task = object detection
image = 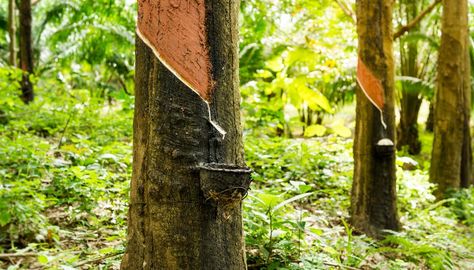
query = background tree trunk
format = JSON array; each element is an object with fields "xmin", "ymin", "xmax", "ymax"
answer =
[
  {"xmin": 425, "ymin": 102, "xmax": 434, "ymax": 132},
  {"xmin": 397, "ymin": 0, "xmax": 422, "ymax": 155},
  {"xmin": 121, "ymin": 1, "xmax": 246, "ymax": 269},
  {"xmin": 8, "ymin": 0, "xmax": 17, "ymax": 67},
  {"xmin": 430, "ymin": 0, "xmax": 472, "ymax": 197},
  {"xmin": 351, "ymin": 0, "xmax": 400, "ymax": 238},
  {"xmin": 397, "ymin": 90, "xmax": 422, "ymax": 154},
  {"xmin": 19, "ymin": 0, "xmax": 34, "ymax": 104}
]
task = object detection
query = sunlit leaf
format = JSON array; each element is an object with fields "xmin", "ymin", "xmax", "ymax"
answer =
[
  {"xmin": 288, "ymin": 77, "xmax": 333, "ymax": 113},
  {"xmin": 0, "ymin": 210, "xmax": 11, "ymax": 227},
  {"xmin": 266, "ymin": 57, "xmax": 285, "ymax": 72},
  {"xmin": 304, "ymin": 125, "xmax": 327, "ymax": 137},
  {"xmin": 331, "ymin": 124, "xmax": 351, "ymax": 138},
  {"xmin": 257, "ymin": 193, "xmax": 282, "ymax": 209},
  {"xmin": 284, "ymin": 47, "xmax": 318, "ymax": 68},
  {"xmin": 99, "ymin": 247, "xmax": 116, "ymax": 254},
  {"xmin": 38, "ymin": 254, "xmax": 49, "ymax": 265},
  {"xmin": 255, "ymin": 69, "xmax": 273, "ymax": 79},
  {"xmin": 273, "ymin": 192, "xmax": 312, "ymax": 212}
]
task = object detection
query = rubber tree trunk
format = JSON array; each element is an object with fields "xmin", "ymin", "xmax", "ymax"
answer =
[
  {"xmin": 397, "ymin": 0, "xmax": 422, "ymax": 155},
  {"xmin": 351, "ymin": 0, "xmax": 400, "ymax": 238},
  {"xmin": 121, "ymin": 1, "xmax": 247, "ymax": 269},
  {"xmin": 430, "ymin": 0, "xmax": 472, "ymax": 197},
  {"xmin": 19, "ymin": 0, "xmax": 34, "ymax": 104},
  {"xmin": 8, "ymin": 0, "xmax": 17, "ymax": 66}
]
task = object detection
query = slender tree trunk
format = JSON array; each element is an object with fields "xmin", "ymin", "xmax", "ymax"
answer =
[
  {"xmin": 351, "ymin": 0, "xmax": 400, "ymax": 238},
  {"xmin": 430, "ymin": 0, "xmax": 472, "ymax": 197},
  {"xmin": 19, "ymin": 0, "xmax": 34, "ymax": 104},
  {"xmin": 397, "ymin": 50, "xmax": 423, "ymax": 155},
  {"xmin": 397, "ymin": 90, "xmax": 422, "ymax": 154},
  {"xmin": 8, "ymin": 0, "xmax": 17, "ymax": 67},
  {"xmin": 397, "ymin": 0, "xmax": 422, "ymax": 155},
  {"xmin": 121, "ymin": 1, "xmax": 247, "ymax": 269},
  {"xmin": 426, "ymin": 101, "xmax": 434, "ymax": 132}
]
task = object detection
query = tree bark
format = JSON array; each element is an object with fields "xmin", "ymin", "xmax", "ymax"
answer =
[
  {"xmin": 19, "ymin": 0, "xmax": 34, "ymax": 104},
  {"xmin": 430, "ymin": 0, "xmax": 472, "ymax": 196},
  {"xmin": 8, "ymin": 0, "xmax": 17, "ymax": 67},
  {"xmin": 397, "ymin": 0, "xmax": 422, "ymax": 155},
  {"xmin": 425, "ymin": 101, "xmax": 434, "ymax": 132},
  {"xmin": 397, "ymin": 90, "xmax": 422, "ymax": 154},
  {"xmin": 351, "ymin": 0, "xmax": 400, "ymax": 238},
  {"xmin": 121, "ymin": 1, "xmax": 246, "ymax": 269}
]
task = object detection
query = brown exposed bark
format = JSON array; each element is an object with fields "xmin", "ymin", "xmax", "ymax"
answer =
[
  {"xmin": 19, "ymin": 0, "xmax": 34, "ymax": 104},
  {"xmin": 121, "ymin": 1, "xmax": 246, "ymax": 269},
  {"xmin": 430, "ymin": 0, "xmax": 472, "ymax": 197},
  {"xmin": 137, "ymin": 0, "xmax": 213, "ymax": 99},
  {"xmin": 8, "ymin": 0, "xmax": 17, "ymax": 66},
  {"xmin": 351, "ymin": 0, "xmax": 400, "ymax": 238}
]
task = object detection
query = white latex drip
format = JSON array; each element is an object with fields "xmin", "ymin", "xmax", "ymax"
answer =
[
  {"xmin": 206, "ymin": 101, "xmax": 227, "ymax": 139},
  {"xmin": 379, "ymin": 109, "xmax": 387, "ymax": 130}
]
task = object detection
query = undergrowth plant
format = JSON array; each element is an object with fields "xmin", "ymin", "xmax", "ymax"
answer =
[{"xmin": 0, "ymin": 72, "xmax": 131, "ymax": 269}]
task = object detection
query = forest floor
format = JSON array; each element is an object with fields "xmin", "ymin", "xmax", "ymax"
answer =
[{"xmin": 1, "ymin": 96, "xmax": 473, "ymax": 270}]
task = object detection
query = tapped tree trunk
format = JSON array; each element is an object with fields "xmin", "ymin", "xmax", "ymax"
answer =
[
  {"xmin": 430, "ymin": 0, "xmax": 472, "ymax": 197},
  {"xmin": 19, "ymin": 0, "xmax": 34, "ymax": 104},
  {"xmin": 351, "ymin": 0, "xmax": 400, "ymax": 238},
  {"xmin": 121, "ymin": 1, "xmax": 247, "ymax": 269},
  {"xmin": 8, "ymin": 0, "xmax": 17, "ymax": 66}
]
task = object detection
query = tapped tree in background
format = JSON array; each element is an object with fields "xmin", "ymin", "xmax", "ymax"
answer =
[
  {"xmin": 121, "ymin": 0, "xmax": 247, "ymax": 269},
  {"xmin": 351, "ymin": 0, "xmax": 400, "ymax": 238},
  {"xmin": 19, "ymin": 0, "xmax": 34, "ymax": 103},
  {"xmin": 430, "ymin": 0, "xmax": 472, "ymax": 197}
]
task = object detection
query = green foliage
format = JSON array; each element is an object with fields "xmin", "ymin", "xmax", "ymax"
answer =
[
  {"xmin": 394, "ymin": 0, "xmax": 441, "ymax": 102},
  {"xmin": 0, "ymin": 67, "xmax": 23, "ymax": 117},
  {"xmin": 0, "ymin": 68, "xmax": 130, "ymax": 268},
  {"xmin": 374, "ymin": 167, "xmax": 474, "ymax": 270},
  {"xmin": 1, "ymin": 81, "xmax": 473, "ymax": 268},
  {"xmin": 396, "ymin": 75, "xmax": 435, "ymax": 99},
  {"xmin": 0, "ymin": 130, "xmax": 49, "ymax": 245},
  {"xmin": 1, "ymin": 0, "xmax": 473, "ymax": 269},
  {"xmin": 245, "ymin": 137, "xmax": 351, "ymax": 192},
  {"xmin": 243, "ymin": 138, "xmax": 474, "ymax": 269},
  {"xmin": 240, "ymin": 1, "xmax": 356, "ymax": 137},
  {"xmin": 244, "ymin": 137, "xmax": 368, "ymax": 269},
  {"xmin": 378, "ymin": 232, "xmax": 454, "ymax": 270},
  {"xmin": 244, "ymin": 191, "xmax": 313, "ymax": 266},
  {"xmin": 401, "ymin": 32, "xmax": 440, "ymax": 50},
  {"xmin": 23, "ymin": 0, "xmax": 136, "ymax": 100},
  {"xmin": 447, "ymin": 188, "xmax": 474, "ymax": 226}
]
